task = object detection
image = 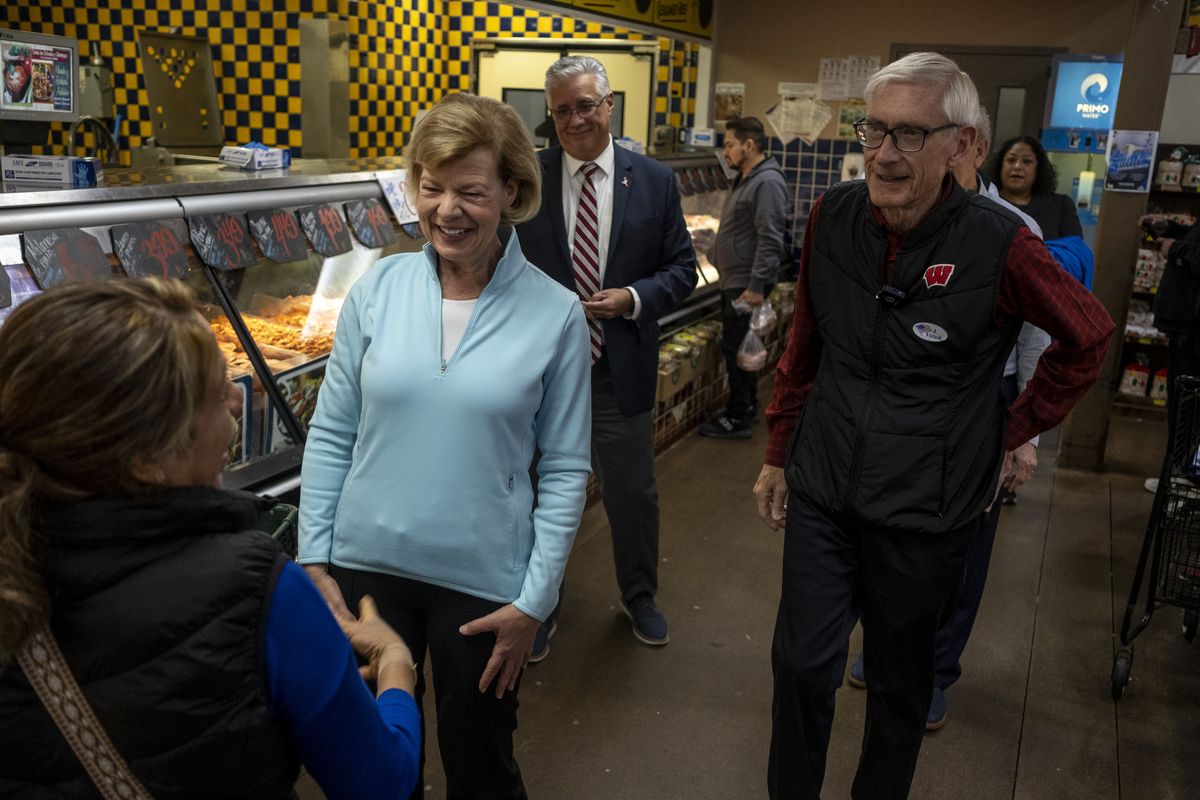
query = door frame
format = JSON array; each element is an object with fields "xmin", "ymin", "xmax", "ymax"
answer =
[{"xmin": 471, "ymin": 38, "xmax": 660, "ymax": 146}]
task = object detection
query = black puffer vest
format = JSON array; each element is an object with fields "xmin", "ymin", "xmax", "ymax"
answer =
[
  {"xmin": 0, "ymin": 487, "xmax": 301, "ymax": 799},
  {"xmin": 786, "ymin": 180, "xmax": 1023, "ymax": 533}
]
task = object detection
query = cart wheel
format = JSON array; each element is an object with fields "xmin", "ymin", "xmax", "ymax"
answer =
[
  {"xmin": 1184, "ymin": 609, "xmax": 1199, "ymax": 642},
  {"xmin": 1111, "ymin": 647, "xmax": 1133, "ymax": 701}
]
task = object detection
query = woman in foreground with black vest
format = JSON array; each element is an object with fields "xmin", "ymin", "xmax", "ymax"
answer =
[{"xmin": 0, "ymin": 278, "xmax": 419, "ymax": 799}]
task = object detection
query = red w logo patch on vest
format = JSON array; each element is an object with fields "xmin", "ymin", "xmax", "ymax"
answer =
[{"xmin": 923, "ymin": 263, "xmax": 955, "ymax": 289}]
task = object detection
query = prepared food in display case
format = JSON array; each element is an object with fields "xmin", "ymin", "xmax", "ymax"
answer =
[
  {"xmin": 686, "ymin": 215, "xmax": 721, "ymax": 288},
  {"xmin": 208, "ymin": 295, "xmax": 334, "ymax": 372},
  {"xmin": 654, "ymin": 149, "xmax": 728, "ymax": 291},
  {"xmin": 212, "ymin": 291, "xmax": 338, "ymax": 367},
  {"xmin": 241, "ymin": 294, "xmax": 336, "ymax": 357},
  {"xmin": 685, "ymin": 213, "xmax": 721, "ymax": 281}
]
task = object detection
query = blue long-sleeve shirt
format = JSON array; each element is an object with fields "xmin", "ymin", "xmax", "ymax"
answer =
[
  {"xmin": 298, "ymin": 228, "xmax": 592, "ymax": 622},
  {"xmin": 265, "ymin": 561, "xmax": 420, "ymax": 800}
]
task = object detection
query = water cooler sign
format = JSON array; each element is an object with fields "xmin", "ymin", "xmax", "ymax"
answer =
[{"xmin": 1048, "ymin": 61, "xmax": 1123, "ymax": 130}]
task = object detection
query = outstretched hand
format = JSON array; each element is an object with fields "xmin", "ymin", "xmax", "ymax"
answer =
[{"xmin": 339, "ymin": 595, "xmax": 417, "ymax": 696}]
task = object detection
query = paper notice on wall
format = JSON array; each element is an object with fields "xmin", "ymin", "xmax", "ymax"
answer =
[
  {"xmin": 846, "ymin": 56, "xmax": 880, "ymax": 98},
  {"xmin": 778, "ymin": 82, "xmax": 819, "ymax": 99},
  {"xmin": 838, "ymin": 99, "xmax": 867, "ymax": 139},
  {"xmin": 766, "ymin": 95, "xmax": 833, "ymax": 146},
  {"xmin": 818, "ymin": 58, "xmax": 849, "ymax": 101},
  {"xmin": 714, "ymin": 82, "xmax": 745, "ymax": 123}
]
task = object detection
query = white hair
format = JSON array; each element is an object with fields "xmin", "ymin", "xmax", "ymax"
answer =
[
  {"xmin": 973, "ymin": 103, "xmax": 992, "ymax": 147},
  {"xmin": 544, "ymin": 55, "xmax": 611, "ymax": 102},
  {"xmin": 864, "ymin": 52, "xmax": 979, "ymax": 127}
]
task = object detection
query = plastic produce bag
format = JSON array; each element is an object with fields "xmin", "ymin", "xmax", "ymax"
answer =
[
  {"xmin": 736, "ymin": 329, "xmax": 768, "ymax": 371},
  {"xmin": 749, "ymin": 301, "xmax": 777, "ymax": 333}
]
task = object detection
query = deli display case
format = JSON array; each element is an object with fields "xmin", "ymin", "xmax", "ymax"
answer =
[
  {"xmin": 651, "ymin": 145, "xmax": 729, "ymax": 293},
  {"xmin": 0, "ymin": 159, "xmax": 422, "ymax": 498},
  {"xmin": 644, "ymin": 145, "xmax": 798, "ymax": 450}
]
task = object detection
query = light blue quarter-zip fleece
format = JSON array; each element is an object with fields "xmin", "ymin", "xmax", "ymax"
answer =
[{"xmin": 298, "ymin": 228, "xmax": 592, "ymax": 621}]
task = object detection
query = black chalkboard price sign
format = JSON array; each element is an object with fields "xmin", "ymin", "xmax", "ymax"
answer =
[
  {"xmin": 298, "ymin": 204, "xmax": 353, "ymax": 256},
  {"xmin": 0, "ymin": 266, "xmax": 11, "ymax": 310},
  {"xmin": 21, "ymin": 228, "xmax": 112, "ymax": 289},
  {"xmin": 248, "ymin": 208, "xmax": 309, "ymax": 263},
  {"xmin": 187, "ymin": 213, "xmax": 257, "ymax": 271},
  {"xmin": 345, "ymin": 198, "xmax": 397, "ymax": 249},
  {"xmin": 111, "ymin": 221, "xmax": 189, "ymax": 279}
]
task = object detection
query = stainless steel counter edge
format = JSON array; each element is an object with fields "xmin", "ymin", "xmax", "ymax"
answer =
[
  {"xmin": 0, "ymin": 159, "xmax": 403, "ymax": 234},
  {"xmin": 0, "ymin": 197, "xmax": 189, "ymax": 235},
  {"xmin": 176, "ymin": 181, "xmax": 383, "ymax": 217}
]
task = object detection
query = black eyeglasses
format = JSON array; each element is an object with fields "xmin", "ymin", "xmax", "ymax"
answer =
[
  {"xmin": 549, "ymin": 98, "xmax": 604, "ymax": 122},
  {"xmin": 852, "ymin": 119, "xmax": 959, "ymax": 152}
]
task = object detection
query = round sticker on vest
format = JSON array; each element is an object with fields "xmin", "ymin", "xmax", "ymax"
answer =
[{"xmin": 912, "ymin": 322, "xmax": 949, "ymax": 343}]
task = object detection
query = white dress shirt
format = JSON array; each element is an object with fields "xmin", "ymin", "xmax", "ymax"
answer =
[{"xmin": 560, "ymin": 138, "xmax": 641, "ymax": 319}]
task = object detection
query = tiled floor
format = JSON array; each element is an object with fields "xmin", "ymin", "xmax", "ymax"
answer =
[{"xmin": 300, "ymin": 406, "xmax": 1200, "ymax": 799}]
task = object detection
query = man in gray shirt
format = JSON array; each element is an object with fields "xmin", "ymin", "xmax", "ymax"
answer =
[{"xmin": 700, "ymin": 116, "xmax": 790, "ymax": 439}]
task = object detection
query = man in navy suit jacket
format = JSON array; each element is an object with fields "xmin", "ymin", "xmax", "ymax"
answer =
[{"xmin": 518, "ymin": 56, "xmax": 697, "ymax": 655}]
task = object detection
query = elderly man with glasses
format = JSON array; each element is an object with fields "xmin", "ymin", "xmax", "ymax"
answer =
[{"xmin": 752, "ymin": 52, "xmax": 1114, "ymax": 799}]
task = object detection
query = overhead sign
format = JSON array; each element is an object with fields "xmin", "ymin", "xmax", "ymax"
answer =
[
  {"xmin": 531, "ymin": 0, "xmax": 711, "ymax": 39},
  {"xmin": 573, "ymin": 0, "xmax": 654, "ymax": 25},
  {"xmin": 1047, "ymin": 58, "xmax": 1123, "ymax": 131},
  {"xmin": 653, "ymin": 0, "xmax": 713, "ymax": 38}
]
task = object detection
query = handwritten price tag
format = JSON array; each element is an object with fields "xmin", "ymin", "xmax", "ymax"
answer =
[
  {"xmin": 345, "ymin": 198, "xmax": 398, "ymax": 249},
  {"xmin": 21, "ymin": 228, "xmax": 112, "ymax": 288},
  {"xmin": 111, "ymin": 221, "xmax": 189, "ymax": 278},
  {"xmin": 377, "ymin": 170, "xmax": 419, "ymax": 225},
  {"xmin": 248, "ymin": 208, "xmax": 308, "ymax": 263},
  {"xmin": 298, "ymin": 204, "xmax": 352, "ymax": 256},
  {"xmin": 187, "ymin": 213, "xmax": 257, "ymax": 271}
]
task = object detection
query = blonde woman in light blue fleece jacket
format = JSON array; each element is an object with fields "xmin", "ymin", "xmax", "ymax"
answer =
[{"xmin": 298, "ymin": 93, "xmax": 591, "ymax": 798}]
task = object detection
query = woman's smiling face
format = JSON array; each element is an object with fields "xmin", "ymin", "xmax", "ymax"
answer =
[{"xmin": 416, "ymin": 146, "xmax": 516, "ymax": 274}]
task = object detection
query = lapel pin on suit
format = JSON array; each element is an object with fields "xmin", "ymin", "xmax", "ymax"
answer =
[{"xmin": 622, "ymin": 176, "xmax": 631, "ymax": 188}]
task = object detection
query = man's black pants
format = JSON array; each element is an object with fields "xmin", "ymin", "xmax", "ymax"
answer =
[
  {"xmin": 768, "ymin": 496, "xmax": 976, "ymax": 800},
  {"xmin": 590, "ymin": 356, "xmax": 660, "ymax": 604}
]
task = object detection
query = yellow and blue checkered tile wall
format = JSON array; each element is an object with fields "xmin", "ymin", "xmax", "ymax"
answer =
[{"xmin": 3, "ymin": 0, "xmax": 699, "ymax": 163}]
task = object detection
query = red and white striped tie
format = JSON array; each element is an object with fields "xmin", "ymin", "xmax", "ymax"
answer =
[{"xmin": 572, "ymin": 162, "xmax": 604, "ymax": 364}]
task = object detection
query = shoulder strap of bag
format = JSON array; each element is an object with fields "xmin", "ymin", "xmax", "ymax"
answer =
[{"xmin": 16, "ymin": 628, "xmax": 154, "ymax": 800}]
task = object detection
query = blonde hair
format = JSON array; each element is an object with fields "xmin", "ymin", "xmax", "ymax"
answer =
[
  {"xmin": 0, "ymin": 277, "xmax": 221, "ymax": 662},
  {"xmin": 405, "ymin": 92, "xmax": 542, "ymax": 225}
]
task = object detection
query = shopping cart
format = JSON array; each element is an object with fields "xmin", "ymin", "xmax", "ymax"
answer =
[{"xmin": 1112, "ymin": 375, "xmax": 1200, "ymax": 700}]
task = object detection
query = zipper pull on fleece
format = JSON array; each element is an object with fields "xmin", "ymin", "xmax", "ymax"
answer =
[{"xmin": 440, "ymin": 359, "xmax": 447, "ymax": 374}]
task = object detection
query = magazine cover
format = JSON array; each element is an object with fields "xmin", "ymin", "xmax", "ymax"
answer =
[{"xmin": 1105, "ymin": 129, "xmax": 1158, "ymax": 193}]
